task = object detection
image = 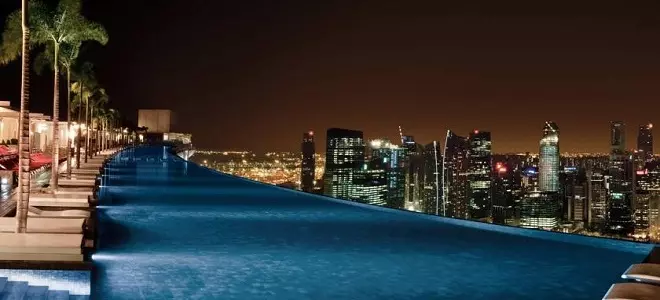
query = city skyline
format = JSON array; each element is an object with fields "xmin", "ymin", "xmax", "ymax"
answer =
[{"xmin": 2, "ymin": 1, "xmax": 660, "ymax": 153}]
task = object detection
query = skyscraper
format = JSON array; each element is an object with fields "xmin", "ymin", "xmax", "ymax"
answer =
[
  {"xmin": 468, "ymin": 130, "xmax": 492, "ymax": 220},
  {"xmin": 324, "ymin": 128, "xmax": 365, "ymax": 200},
  {"xmin": 638, "ymin": 123, "xmax": 653, "ymax": 162},
  {"xmin": 422, "ymin": 141, "xmax": 442, "ymax": 215},
  {"xmin": 520, "ymin": 191, "xmax": 560, "ymax": 229},
  {"xmin": 586, "ymin": 167, "xmax": 608, "ymax": 227},
  {"xmin": 300, "ymin": 131, "xmax": 315, "ymax": 193},
  {"xmin": 611, "ymin": 121, "xmax": 626, "ymax": 157},
  {"xmin": 400, "ymin": 135, "xmax": 426, "ymax": 211},
  {"xmin": 442, "ymin": 130, "xmax": 469, "ymax": 219},
  {"xmin": 369, "ymin": 139, "xmax": 406, "ymax": 209},
  {"xmin": 492, "ymin": 161, "xmax": 518, "ymax": 225},
  {"xmin": 539, "ymin": 122, "xmax": 560, "ymax": 192},
  {"xmin": 350, "ymin": 159, "xmax": 388, "ymax": 206},
  {"xmin": 608, "ymin": 121, "xmax": 634, "ymax": 236}
]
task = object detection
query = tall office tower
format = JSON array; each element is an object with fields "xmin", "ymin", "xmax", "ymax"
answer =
[
  {"xmin": 572, "ymin": 185, "xmax": 587, "ymax": 225},
  {"xmin": 633, "ymin": 189, "xmax": 651, "ymax": 239},
  {"xmin": 442, "ymin": 130, "xmax": 469, "ymax": 219},
  {"xmin": 467, "ymin": 130, "xmax": 492, "ymax": 220},
  {"xmin": 521, "ymin": 167, "xmax": 539, "ymax": 192},
  {"xmin": 586, "ymin": 167, "xmax": 608, "ymax": 227},
  {"xmin": 350, "ymin": 159, "xmax": 388, "ymax": 206},
  {"xmin": 638, "ymin": 123, "xmax": 653, "ymax": 163},
  {"xmin": 520, "ymin": 191, "xmax": 560, "ymax": 229},
  {"xmin": 609, "ymin": 121, "xmax": 630, "ymax": 190},
  {"xmin": 539, "ymin": 121, "xmax": 560, "ymax": 192},
  {"xmin": 402, "ymin": 137, "xmax": 425, "ymax": 211},
  {"xmin": 560, "ymin": 166, "xmax": 584, "ymax": 222},
  {"xmin": 300, "ymin": 131, "xmax": 315, "ymax": 192},
  {"xmin": 607, "ymin": 121, "xmax": 634, "ymax": 236},
  {"xmin": 369, "ymin": 139, "xmax": 406, "ymax": 209},
  {"xmin": 323, "ymin": 128, "xmax": 365, "ymax": 200},
  {"xmin": 634, "ymin": 167, "xmax": 660, "ymax": 239},
  {"xmin": 606, "ymin": 191, "xmax": 635, "ymax": 236},
  {"xmin": 421, "ymin": 142, "xmax": 442, "ymax": 215},
  {"xmin": 611, "ymin": 121, "xmax": 626, "ymax": 157},
  {"xmin": 492, "ymin": 162, "xmax": 515, "ymax": 224}
]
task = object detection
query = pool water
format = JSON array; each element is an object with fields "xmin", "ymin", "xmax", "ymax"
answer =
[{"xmin": 93, "ymin": 146, "xmax": 654, "ymax": 299}]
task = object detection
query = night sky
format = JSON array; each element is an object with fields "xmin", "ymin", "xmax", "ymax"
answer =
[{"xmin": 1, "ymin": 0, "xmax": 660, "ymax": 153}]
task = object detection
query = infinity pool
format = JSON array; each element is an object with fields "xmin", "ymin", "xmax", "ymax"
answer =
[{"xmin": 93, "ymin": 146, "xmax": 654, "ymax": 299}]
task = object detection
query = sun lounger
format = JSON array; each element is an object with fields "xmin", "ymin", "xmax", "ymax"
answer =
[
  {"xmin": 602, "ymin": 282, "xmax": 660, "ymax": 300},
  {"xmin": 70, "ymin": 168, "xmax": 100, "ymax": 175},
  {"xmin": 0, "ymin": 217, "xmax": 84, "ymax": 234},
  {"xmin": 54, "ymin": 189, "xmax": 92, "ymax": 196},
  {"xmin": 0, "ymin": 233, "xmax": 83, "ymax": 262},
  {"xmin": 58, "ymin": 179, "xmax": 95, "ymax": 187},
  {"xmin": 622, "ymin": 264, "xmax": 660, "ymax": 285},
  {"xmin": 29, "ymin": 198, "xmax": 89, "ymax": 208},
  {"xmin": 28, "ymin": 207, "xmax": 90, "ymax": 219},
  {"xmin": 31, "ymin": 193, "xmax": 89, "ymax": 200}
]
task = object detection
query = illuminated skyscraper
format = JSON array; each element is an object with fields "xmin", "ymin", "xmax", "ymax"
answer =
[
  {"xmin": 300, "ymin": 131, "xmax": 315, "ymax": 192},
  {"xmin": 350, "ymin": 159, "xmax": 388, "ymax": 206},
  {"xmin": 611, "ymin": 121, "xmax": 626, "ymax": 157},
  {"xmin": 520, "ymin": 191, "xmax": 560, "ymax": 229},
  {"xmin": 324, "ymin": 128, "xmax": 365, "ymax": 200},
  {"xmin": 638, "ymin": 123, "xmax": 653, "ymax": 162},
  {"xmin": 422, "ymin": 142, "xmax": 442, "ymax": 215},
  {"xmin": 492, "ymin": 161, "xmax": 517, "ymax": 225},
  {"xmin": 539, "ymin": 122, "xmax": 560, "ymax": 192},
  {"xmin": 608, "ymin": 121, "xmax": 634, "ymax": 236},
  {"xmin": 468, "ymin": 130, "xmax": 492, "ymax": 220},
  {"xmin": 401, "ymin": 136, "xmax": 425, "ymax": 211},
  {"xmin": 442, "ymin": 130, "xmax": 469, "ymax": 218},
  {"xmin": 586, "ymin": 167, "xmax": 608, "ymax": 227},
  {"xmin": 369, "ymin": 139, "xmax": 406, "ymax": 209}
]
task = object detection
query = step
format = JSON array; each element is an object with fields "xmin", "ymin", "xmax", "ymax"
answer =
[
  {"xmin": 25, "ymin": 285, "xmax": 48, "ymax": 299},
  {"xmin": 46, "ymin": 290, "xmax": 68, "ymax": 300},
  {"xmin": 68, "ymin": 296, "xmax": 89, "ymax": 300},
  {"xmin": 0, "ymin": 281, "xmax": 28, "ymax": 300},
  {"xmin": 0, "ymin": 278, "xmax": 6, "ymax": 294}
]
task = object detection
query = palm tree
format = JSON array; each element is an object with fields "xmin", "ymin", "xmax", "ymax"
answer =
[
  {"xmin": 70, "ymin": 61, "xmax": 94, "ymax": 166},
  {"xmin": 35, "ymin": 41, "xmax": 82, "ymax": 178},
  {"xmin": 4, "ymin": 0, "xmax": 107, "ymax": 191},
  {"xmin": 17, "ymin": 0, "xmax": 31, "ymax": 233},
  {"xmin": 88, "ymin": 87, "xmax": 108, "ymax": 156},
  {"xmin": 1, "ymin": 1, "xmax": 40, "ymax": 233}
]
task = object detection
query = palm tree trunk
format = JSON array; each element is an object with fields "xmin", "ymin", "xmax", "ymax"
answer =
[
  {"xmin": 84, "ymin": 96, "xmax": 89, "ymax": 163},
  {"xmin": 49, "ymin": 43, "xmax": 60, "ymax": 192},
  {"xmin": 16, "ymin": 0, "xmax": 31, "ymax": 233},
  {"xmin": 65, "ymin": 68, "xmax": 71, "ymax": 178},
  {"xmin": 76, "ymin": 82, "xmax": 82, "ymax": 168}
]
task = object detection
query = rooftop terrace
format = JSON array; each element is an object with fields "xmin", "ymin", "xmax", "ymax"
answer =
[{"xmin": 93, "ymin": 146, "xmax": 655, "ymax": 299}]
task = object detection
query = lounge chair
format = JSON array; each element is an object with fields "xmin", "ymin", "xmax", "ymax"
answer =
[
  {"xmin": 28, "ymin": 207, "xmax": 90, "ymax": 219},
  {"xmin": 0, "ymin": 217, "xmax": 84, "ymax": 234},
  {"xmin": 0, "ymin": 232, "xmax": 83, "ymax": 262},
  {"xmin": 602, "ymin": 282, "xmax": 660, "ymax": 300},
  {"xmin": 622, "ymin": 264, "xmax": 660, "ymax": 285}
]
